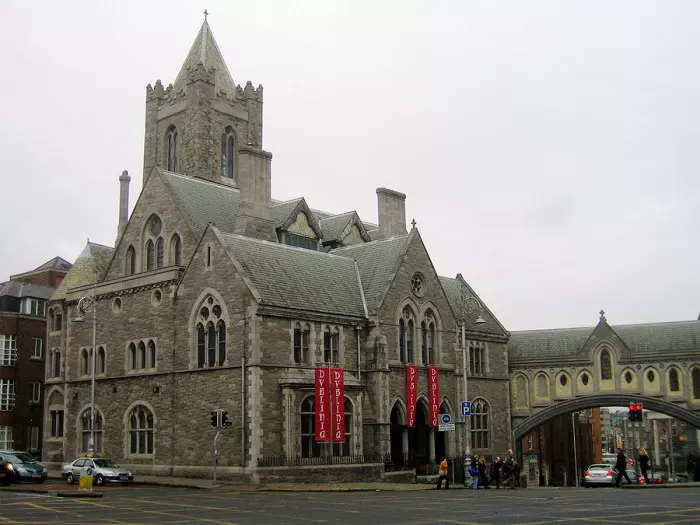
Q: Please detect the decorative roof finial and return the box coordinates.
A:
[411,218,417,230]
[204,9,208,21]
[599,309,606,322]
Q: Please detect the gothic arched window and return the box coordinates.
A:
[138,342,146,369]
[80,408,103,453]
[600,348,612,380]
[221,129,235,180]
[669,368,680,392]
[80,349,89,377]
[170,234,182,266]
[128,405,154,455]
[156,238,164,268]
[692,367,700,400]
[195,297,227,369]
[300,396,320,458]
[97,346,106,375]
[398,319,406,363]
[470,398,490,450]
[516,375,527,406]
[146,240,155,271]
[126,245,136,275]
[166,126,178,172]
[129,342,136,371]
[293,323,311,364]
[148,340,156,369]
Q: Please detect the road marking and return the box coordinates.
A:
[142,509,239,525]
[21,502,67,513]
[123,498,252,513]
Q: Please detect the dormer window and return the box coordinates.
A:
[221,128,235,180]
[166,126,178,172]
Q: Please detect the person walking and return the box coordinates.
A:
[614,448,632,487]
[468,456,480,489]
[478,455,490,489]
[489,457,502,489]
[436,456,450,490]
[638,448,650,485]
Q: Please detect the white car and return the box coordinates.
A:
[61,457,134,486]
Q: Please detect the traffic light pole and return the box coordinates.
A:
[213,430,220,486]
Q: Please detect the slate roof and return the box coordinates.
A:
[271,198,303,228]
[508,319,700,364]
[33,256,72,272]
[217,229,367,319]
[319,212,356,242]
[439,276,509,338]
[331,234,411,314]
[173,20,236,95]
[161,170,240,236]
[52,243,115,301]
[0,281,56,300]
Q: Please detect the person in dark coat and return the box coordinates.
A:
[615,448,632,487]
[489,457,502,489]
[638,448,650,485]
[478,456,489,489]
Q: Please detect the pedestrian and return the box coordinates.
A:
[478,455,490,489]
[489,457,502,489]
[504,449,520,488]
[436,456,450,490]
[638,448,650,485]
[468,456,480,489]
[614,448,632,487]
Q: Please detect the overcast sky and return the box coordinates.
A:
[1,0,698,331]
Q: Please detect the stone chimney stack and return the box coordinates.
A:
[117,170,131,244]
[233,146,276,241]
[376,187,407,238]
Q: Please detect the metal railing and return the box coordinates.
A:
[258,453,391,468]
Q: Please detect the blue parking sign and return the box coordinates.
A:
[461,401,472,417]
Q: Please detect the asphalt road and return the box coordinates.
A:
[1,485,699,525]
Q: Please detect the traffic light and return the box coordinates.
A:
[221,410,231,427]
[210,410,220,427]
[627,403,643,422]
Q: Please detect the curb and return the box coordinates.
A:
[56,491,104,498]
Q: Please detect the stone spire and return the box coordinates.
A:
[172,18,236,95]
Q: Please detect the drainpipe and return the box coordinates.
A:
[356,326,362,380]
[241,355,246,468]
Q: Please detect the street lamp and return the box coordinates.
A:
[74,292,97,454]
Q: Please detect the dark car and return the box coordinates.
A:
[0,452,47,484]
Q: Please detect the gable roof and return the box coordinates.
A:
[215,228,367,319]
[331,234,412,314]
[33,256,72,272]
[319,211,371,244]
[0,280,57,300]
[52,242,115,301]
[507,318,700,365]
[161,170,240,236]
[173,20,236,95]
[271,198,324,239]
[440,275,509,338]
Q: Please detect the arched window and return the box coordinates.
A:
[170,234,182,266]
[53,350,61,378]
[536,373,548,397]
[332,398,353,457]
[138,341,146,369]
[80,408,103,453]
[692,367,700,399]
[146,240,155,271]
[300,396,320,458]
[323,326,340,364]
[194,296,227,369]
[148,340,156,369]
[97,346,106,375]
[470,398,490,450]
[669,368,680,392]
[197,324,206,368]
[128,405,154,455]
[600,348,612,380]
[422,309,436,365]
[81,349,89,377]
[126,245,136,275]
[293,322,310,364]
[221,129,235,179]
[129,343,136,371]
[469,341,485,376]
[428,323,435,364]
[516,375,527,406]
[421,321,427,364]
[398,319,406,363]
[406,319,414,363]
[156,238,164,268]
[166,126,178,172]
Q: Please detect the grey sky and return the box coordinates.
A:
[1,1,698,331]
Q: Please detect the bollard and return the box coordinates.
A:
[80,466,94,492]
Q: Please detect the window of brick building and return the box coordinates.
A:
[29,382,41,404]
[31,338,43,359]
[0,426,11,449]
[0,380,15,410]
[0,336,17,366]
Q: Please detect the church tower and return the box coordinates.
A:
[142,16,275,241]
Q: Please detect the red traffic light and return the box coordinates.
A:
[635,403,642,411]
[628,404,635,411]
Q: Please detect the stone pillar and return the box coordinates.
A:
[116,170,131,244]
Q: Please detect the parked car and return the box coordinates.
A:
[0,452,47,484]
[61,457,134,486]
[584,464,637,487]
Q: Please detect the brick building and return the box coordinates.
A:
[0,257,71,457]
[44,20,511,481]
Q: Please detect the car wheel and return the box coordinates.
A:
[66,472,74,485]
[95,474,104,486]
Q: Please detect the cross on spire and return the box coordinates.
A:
[204,9,208,21]
[599,309,606,322]
[411,218,417,229]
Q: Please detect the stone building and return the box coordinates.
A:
[44,20,511,481]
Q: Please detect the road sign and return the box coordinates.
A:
[438,413,455,432]
[461,401,472,417]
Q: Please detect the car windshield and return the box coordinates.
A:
[7,453,36,463]
[94,459,119,468]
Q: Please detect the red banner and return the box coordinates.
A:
[406,365,418,428]
[331,368,345,441]
[315,368,330,441]
[428,366,440,428]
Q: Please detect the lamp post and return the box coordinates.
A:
[76,293,97,453]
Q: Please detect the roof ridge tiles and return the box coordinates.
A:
[219,231,358,261]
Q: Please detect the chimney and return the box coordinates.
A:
[117,170,131,243]
[376,187,407,238]
[233,145,276,241]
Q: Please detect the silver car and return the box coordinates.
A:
[61,457,134,486]
[584,463,637,487]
